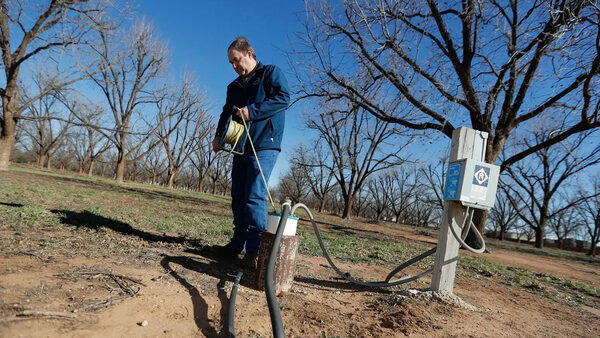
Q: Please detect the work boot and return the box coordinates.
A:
[210,244,241,261]
[240,251,258,269]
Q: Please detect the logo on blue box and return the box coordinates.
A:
[473,165,490,186]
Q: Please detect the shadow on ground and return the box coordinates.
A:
[160,251,256,336]
[51,209,196,245]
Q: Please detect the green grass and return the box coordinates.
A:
[297,225,435,270]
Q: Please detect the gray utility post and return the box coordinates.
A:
[431,127,488,293]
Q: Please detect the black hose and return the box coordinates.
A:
[227,271,243,338]
[265,203,290,338]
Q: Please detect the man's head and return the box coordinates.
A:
[228,36,258,77]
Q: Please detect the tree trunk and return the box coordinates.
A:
[318,196,326,213]
[88,160,95,177]
[36,154,44,168]
[197,177,204,192]
[212,180,217,195]
[115,156,126,184]
[588,228,598,256]
[0,85,19,171]
[46,155,52,169]
[115,132,127,183]
[535,226,545,249]
[499,225,506,240]
[167,171,176,189]
[465,209,489,247]
[342,194,354,219]
[0,134,15,171]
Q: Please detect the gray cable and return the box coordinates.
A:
[291,203,435,288]
[448,206,486,254]
[265,202,291,338]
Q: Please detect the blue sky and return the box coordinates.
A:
[136,1,312,184]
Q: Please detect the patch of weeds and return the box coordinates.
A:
[543,275,600,298]
[414,229,434,237]
[12,204,60,227]
[457,255,503,278]
[297,226,435,269]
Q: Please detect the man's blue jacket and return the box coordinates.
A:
[216,62,290,152]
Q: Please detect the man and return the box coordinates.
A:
[212,37,290,267]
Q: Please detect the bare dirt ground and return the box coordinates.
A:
[1,171,599,337]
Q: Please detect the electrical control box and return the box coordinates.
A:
[443,158,500,210]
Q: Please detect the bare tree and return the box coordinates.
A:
[207,155,232,195]
[578,177,600,256]
[190,123,218,192]
[296,0,600,233]
[154,76,211,189]
[0,0,113,170]
[140,141,166,185]
[491,184,521,240]
[277,162,310,204]
[86,19,168,183]
[20,92,72,168]
[290,142,336,212]
[307,104,410,218]
[503,131,600,248]
[548,205,583,249]
[366,174,391,222]
[420,156,448,212]
[385,167,418,225]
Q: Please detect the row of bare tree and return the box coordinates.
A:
[0,1,237,190]
[276,129,599,255]
[292,0,600,243]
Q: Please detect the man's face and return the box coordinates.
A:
[228,49,256,77]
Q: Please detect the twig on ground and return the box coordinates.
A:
[55,270,147,287]
[151,269,173,282]
[0,310,77,323]
[79,294,133,311]
[76,272,147,287]
[18,251,42,259]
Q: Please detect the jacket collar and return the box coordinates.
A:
[233,62,264,85]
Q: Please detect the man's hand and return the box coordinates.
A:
[236,106,250,121]
[212,137,221,153]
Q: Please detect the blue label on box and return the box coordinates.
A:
[444,163,462,200]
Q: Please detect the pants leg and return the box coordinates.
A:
[243,150,279,253]
[229,154,247,252]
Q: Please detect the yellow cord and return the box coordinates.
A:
[239,115,276,209]
[224,120,244,154]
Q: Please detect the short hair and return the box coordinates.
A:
[228,36,256,60]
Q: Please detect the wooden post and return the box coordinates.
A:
[254,232,299,295]
[431,127,487,293]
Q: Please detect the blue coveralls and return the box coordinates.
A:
[215,62,290,253]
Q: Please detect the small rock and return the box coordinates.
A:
[139,320,148,327]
